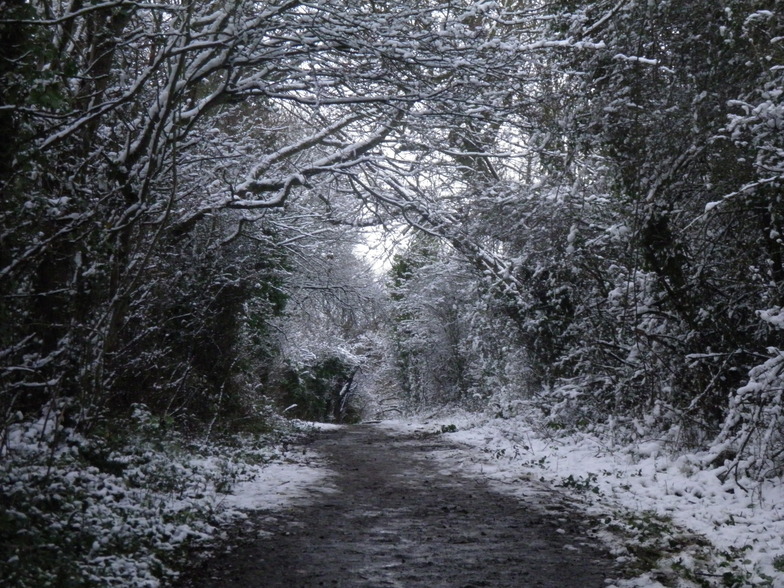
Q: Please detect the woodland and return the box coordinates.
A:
[1,0,783,585]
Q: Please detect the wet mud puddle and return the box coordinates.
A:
[178,425,616,587]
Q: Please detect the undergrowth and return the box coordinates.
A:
[0,403,300,587]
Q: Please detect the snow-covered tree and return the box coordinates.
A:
[4,0,565,432]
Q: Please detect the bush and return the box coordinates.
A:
[0,403,289,587]
[275,356,360,423]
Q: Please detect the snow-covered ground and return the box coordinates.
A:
[0,411,337,588]
[9,408,784,587]
[199,415,784,586]
[222,422,340,512]
[379,414,784,587]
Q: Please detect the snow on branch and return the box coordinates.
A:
[170,111,402,236]
[613,53,675,73]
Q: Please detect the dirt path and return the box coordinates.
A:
[177,424,616,587]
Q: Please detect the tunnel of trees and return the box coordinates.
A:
[2,0,783,481]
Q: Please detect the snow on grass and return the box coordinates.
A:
[222,459,336,512]
[1,407,334,588]
[380,412,784,587]
[291,420,346,431]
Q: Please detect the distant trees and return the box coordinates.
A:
[264,225,390,423]
[389,235,532,411]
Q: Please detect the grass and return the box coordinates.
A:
[0,403,303,587]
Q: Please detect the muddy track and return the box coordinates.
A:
[177,425,616,587]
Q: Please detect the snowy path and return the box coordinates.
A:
[177,424,615,587]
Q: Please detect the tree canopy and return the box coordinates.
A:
[2,0,784,480]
